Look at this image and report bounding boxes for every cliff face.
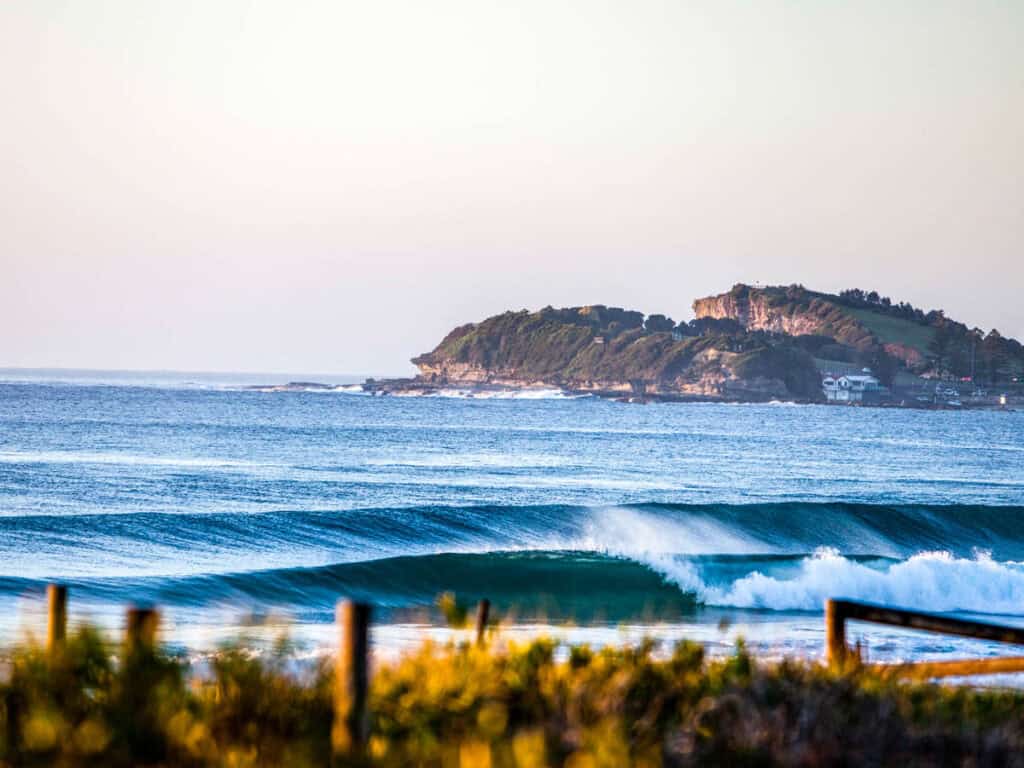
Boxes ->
[693,285,875,350]
[694,291,824,338]
[412,305,822,400]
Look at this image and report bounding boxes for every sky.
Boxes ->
[2,0,1021,376]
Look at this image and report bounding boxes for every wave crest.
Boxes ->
[660,548,1024,615]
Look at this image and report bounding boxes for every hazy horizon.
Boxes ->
[3,0,1021,373]
[0,365,391,379]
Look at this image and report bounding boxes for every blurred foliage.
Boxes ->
[4,626,1024,766]
[436,592,469,630]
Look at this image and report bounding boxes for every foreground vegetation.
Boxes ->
[4,627,1024,767]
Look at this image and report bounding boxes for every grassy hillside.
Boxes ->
[845,308,936,356]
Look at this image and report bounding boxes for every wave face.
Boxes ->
[2,376,1024,651]
[4,502,1024,620]
[6,545,1024,621]
[0,552,693,622]
[5,501,1024,576]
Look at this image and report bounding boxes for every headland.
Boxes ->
[364,284,1023,408]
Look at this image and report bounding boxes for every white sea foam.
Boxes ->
[298,384,365,394]
[658,549,1024,615]
[0,450,264,469]
[572,507,1024,616]
[366,452,571,469]
[497,388,590,400]
[394,387,585,400]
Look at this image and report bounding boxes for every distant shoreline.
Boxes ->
[356,377,1017,410]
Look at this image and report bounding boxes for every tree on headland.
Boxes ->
[928,324,953,375]
[983,330,1010,384]
[643,314,675,333]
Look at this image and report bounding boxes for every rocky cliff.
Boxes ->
[693,284,876,349]
[410,305,823,400]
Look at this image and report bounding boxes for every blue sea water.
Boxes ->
[1,369,1023,664]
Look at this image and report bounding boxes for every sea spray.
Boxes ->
[579,504,769,556]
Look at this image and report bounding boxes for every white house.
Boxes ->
[822,371,881,402]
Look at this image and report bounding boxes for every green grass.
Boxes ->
[846,308,936,355]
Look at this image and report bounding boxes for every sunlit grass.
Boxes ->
[3,625,1024,766]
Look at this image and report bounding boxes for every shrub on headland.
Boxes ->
[3,627,1024,766]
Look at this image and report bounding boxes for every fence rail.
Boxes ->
[826,598,1024,678]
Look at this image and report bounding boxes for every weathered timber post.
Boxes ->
[4,689,22,761]
[122,607,162,762]
[46,584,67,656]
[475,599,491,645]
[125,607,160,656]
[333,600,371,759]
[825,599,847,667]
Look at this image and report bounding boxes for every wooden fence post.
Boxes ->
[4,689,21,760]
[125,607,160,656]
[46,584,67,656]
[825,599,846,667]
[120,607,162,762]
[334,600,371,759]
[475,599,491,645]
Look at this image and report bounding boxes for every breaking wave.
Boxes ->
[7,548,1024,621]
[660,549,1024,615]
[5,502,1024,620]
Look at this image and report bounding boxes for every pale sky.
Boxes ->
[2,0,1021,375]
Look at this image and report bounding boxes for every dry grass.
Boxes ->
[3,627,1024,766]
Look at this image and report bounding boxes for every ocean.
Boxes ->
[2,369,1023,666]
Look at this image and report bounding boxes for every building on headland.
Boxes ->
[821,371,886,403]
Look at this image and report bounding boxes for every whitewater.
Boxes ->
[1,369,1023,662]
